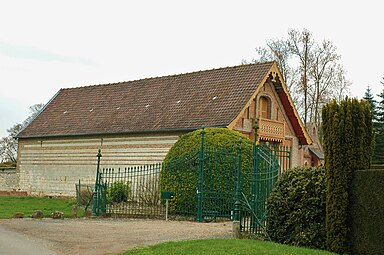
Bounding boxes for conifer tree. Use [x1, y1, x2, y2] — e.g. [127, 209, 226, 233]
[322, 98, 373, 254]
[363, 86, 377, 120]
[374, 79, 384, 164]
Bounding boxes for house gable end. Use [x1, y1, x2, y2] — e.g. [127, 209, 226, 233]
[228, 63, 312, 145]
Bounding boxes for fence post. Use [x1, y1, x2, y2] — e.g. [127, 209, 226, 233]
[252, 119, 259, 215]
[233, 139, 242, 238]
[234, 138, 242, 221]
[197, 127, 205, 222]
[92, 149, 102, 216]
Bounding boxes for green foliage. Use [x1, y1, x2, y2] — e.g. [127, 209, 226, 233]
[164, 128, 252, 160]
[0, 162, 16, 168]
[267, 166, 326, 250]
[0, 196, 75, 218]
[322, 98, 374, 254]
[123, 239, 337, 255]
[350, 169, 384, 255]
[160, 128, 253, 216]
[107, 181, 131, 203]
[373, 82, 384, 164]
[363, 86, 377, 118]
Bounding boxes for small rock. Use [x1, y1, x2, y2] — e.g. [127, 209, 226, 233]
[13, 212, 24, 218]
[32, 210, 44, 219]
[51, 211, 64, 219]
[83, 211, 92, 217]
[71, 205, 78, 218]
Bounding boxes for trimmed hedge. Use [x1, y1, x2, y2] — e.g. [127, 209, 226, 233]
[350, 169, 384, 255]
[164, 128, 252, 160]
[267, 166, 326, 250]
[160, 128, 253, 216]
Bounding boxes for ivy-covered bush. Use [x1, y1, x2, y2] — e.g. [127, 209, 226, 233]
[107, 181, 131, 203]
[267, 166, 326, 250]
[160, 128, 253, 216]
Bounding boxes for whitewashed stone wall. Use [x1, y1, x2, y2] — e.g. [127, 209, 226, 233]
[0, 168, 19, 191]
[17, 133, 181, 196]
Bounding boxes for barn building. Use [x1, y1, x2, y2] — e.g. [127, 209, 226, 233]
[16, 61, 312, 196]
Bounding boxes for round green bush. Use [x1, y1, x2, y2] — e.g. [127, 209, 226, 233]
[107, 181, 131, 203]
[164, 128, 253, 160]
[160, 128, 253, 216]
[266, 166, 326, 250]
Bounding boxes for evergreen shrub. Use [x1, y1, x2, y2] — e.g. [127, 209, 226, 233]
[266, 166, 326, 250]
[322, 98, 373, 254]
[350, 169, 384, 255]
[160, 128, 253, 216]
[107, 181, 131, 203]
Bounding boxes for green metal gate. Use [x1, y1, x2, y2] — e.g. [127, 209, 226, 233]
[237, 143, 279, 236]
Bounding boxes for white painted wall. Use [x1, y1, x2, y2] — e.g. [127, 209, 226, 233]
[17, 133, 180, 196]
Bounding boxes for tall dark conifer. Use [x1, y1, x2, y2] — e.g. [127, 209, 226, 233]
[363, 86, 377, 119]
[322, 98, 373, 254]
[374, 80, 384, 164]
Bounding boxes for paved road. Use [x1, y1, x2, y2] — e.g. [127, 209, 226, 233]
[0, 218, 232, 255]
[0, 223, 56, 255]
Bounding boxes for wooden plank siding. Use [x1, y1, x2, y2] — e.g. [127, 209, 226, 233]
[17, 133, 181, 196]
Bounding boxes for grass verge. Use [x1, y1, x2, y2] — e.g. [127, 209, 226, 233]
[0, 196, 76, 218]
[122, 239, 336, 255]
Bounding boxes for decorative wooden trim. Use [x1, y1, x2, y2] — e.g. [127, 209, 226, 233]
[228, 62, 312, 145]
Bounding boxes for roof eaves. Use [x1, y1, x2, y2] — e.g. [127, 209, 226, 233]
[270, 63, 312, 145]
[16, 125, 228, 139]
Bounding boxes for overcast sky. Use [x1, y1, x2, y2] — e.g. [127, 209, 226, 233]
[1, 0, 383, 138]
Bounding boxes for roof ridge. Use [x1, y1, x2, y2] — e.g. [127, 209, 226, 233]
[61, 61, 275, 90]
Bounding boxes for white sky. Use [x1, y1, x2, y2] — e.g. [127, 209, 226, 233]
[0, 0, 383, 137]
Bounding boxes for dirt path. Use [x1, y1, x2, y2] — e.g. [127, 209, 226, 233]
[0, 218, 232, 255]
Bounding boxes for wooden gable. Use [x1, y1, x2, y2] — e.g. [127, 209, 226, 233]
[228, 63, 312, 146]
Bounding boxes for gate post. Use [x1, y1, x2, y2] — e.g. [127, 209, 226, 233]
[92, 149, 102, 216]
[233, 139, 242, 238]
[252, 119, 259, 212]
[233, 138, 242, 222]
[197, 127, 205, 222]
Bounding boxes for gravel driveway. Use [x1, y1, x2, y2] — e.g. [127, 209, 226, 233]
[0, 218, 232, 255]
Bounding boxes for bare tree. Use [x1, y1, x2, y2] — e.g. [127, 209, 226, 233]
[0, 104, 44, 163]
[251, 28, 351, 128]
[0, 124, 23, 163]
[287, 29, 314, 125]
[255, 39, 296, 92]
[310, 40, 340, 127]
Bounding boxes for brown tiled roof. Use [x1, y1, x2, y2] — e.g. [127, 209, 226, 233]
[17, 62, 274, 138]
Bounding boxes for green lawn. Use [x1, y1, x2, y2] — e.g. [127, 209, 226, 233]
[0, 196, 76, 218]
[122, 239, 336, 255]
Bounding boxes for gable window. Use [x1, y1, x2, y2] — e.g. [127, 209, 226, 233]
[259, 96, 271, 119]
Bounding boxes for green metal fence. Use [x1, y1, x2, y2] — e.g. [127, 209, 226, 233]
[93, 162, 163, 218]
[92, 126, 290, 236]
[75, 180, 94, 212]
[160, 144, 240, 221]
